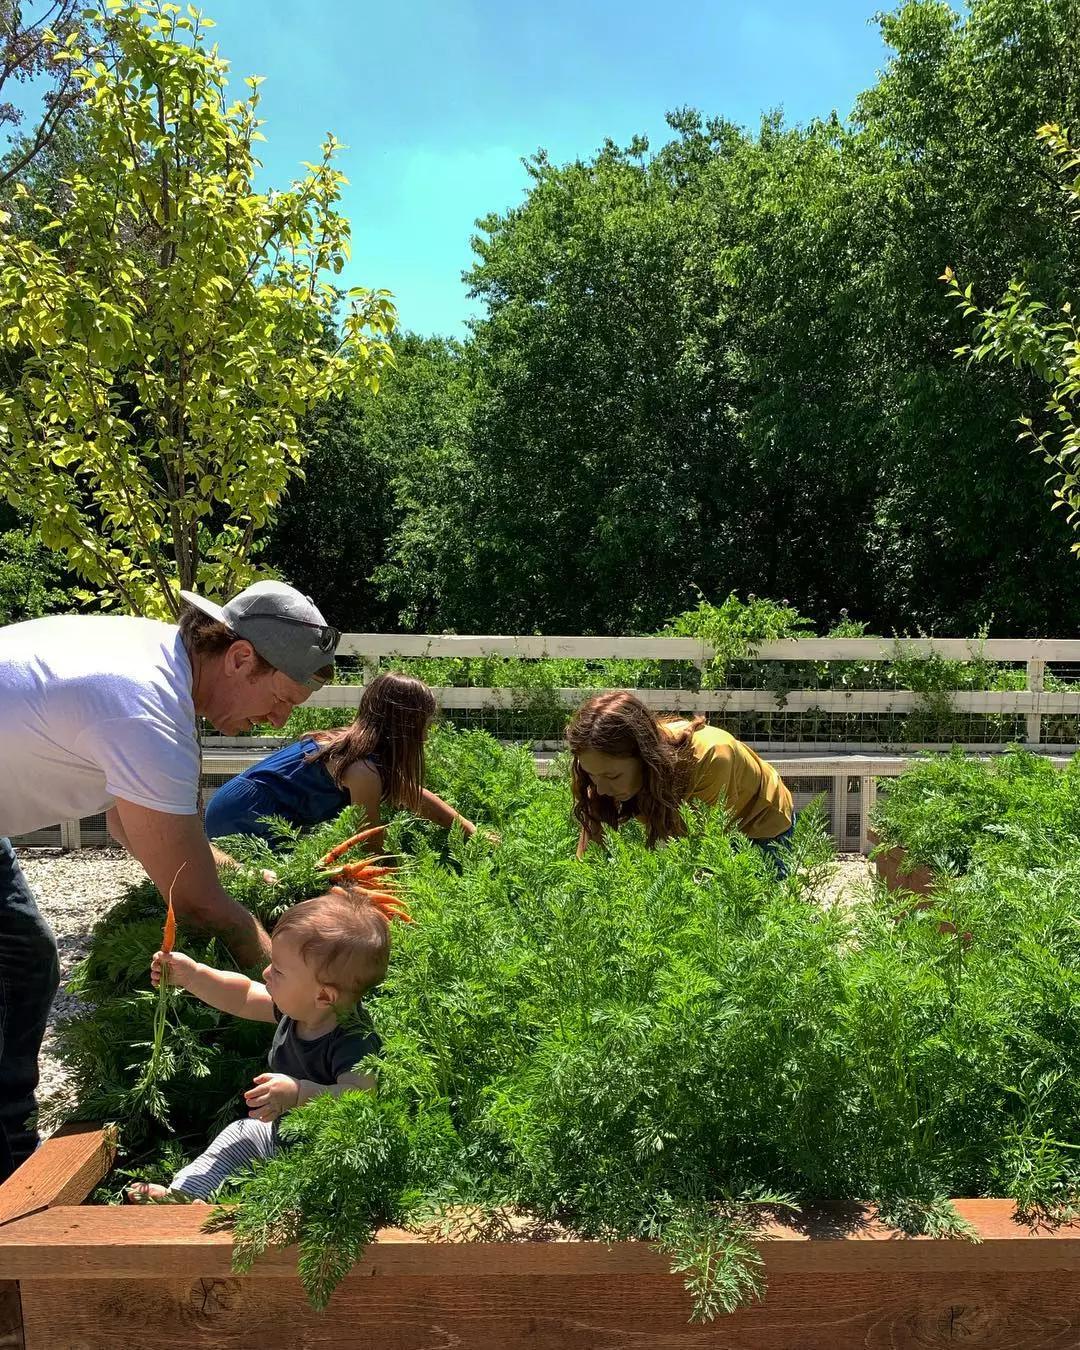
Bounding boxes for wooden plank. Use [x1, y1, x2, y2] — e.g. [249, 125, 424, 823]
[58, 819, 81, 851]
[200, 739, 1074, 764]
[201, 749, 1074, 788]
[0, 1283, 22, 1350]
[1028, 658, 1046, 746]
[301, 684, 1080, 716]
[0, 1125, 115, 1228]
[336, 633, 1080, 663]
[859, 776, 876, 855]
[3, 1201, 1080, 1281]
[17, 1269, 1080, 1350]
[831, 773, 849, 847]
[337, 634, 707, 660]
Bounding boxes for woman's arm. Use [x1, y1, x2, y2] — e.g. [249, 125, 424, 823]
[416, 789, 477, 836]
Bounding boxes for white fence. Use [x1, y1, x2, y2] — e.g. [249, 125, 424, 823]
[321, 634, 1080, 750]
[17, 635, 1080, 855]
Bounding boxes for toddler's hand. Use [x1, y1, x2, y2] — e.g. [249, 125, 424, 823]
[245, 1072, 299, 1122]
[151, 950, 198, 989]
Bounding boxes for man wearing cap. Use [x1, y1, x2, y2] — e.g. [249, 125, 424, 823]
[0, 580, 339, 1181]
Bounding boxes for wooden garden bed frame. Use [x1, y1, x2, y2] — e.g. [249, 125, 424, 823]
[1, 1126, 1080, 1347]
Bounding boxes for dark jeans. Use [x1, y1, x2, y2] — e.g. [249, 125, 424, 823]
[0, 837, 60, 1182]
[750, 813, 797, 880]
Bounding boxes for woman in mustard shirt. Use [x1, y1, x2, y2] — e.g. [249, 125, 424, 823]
[567, 691, 795, 873]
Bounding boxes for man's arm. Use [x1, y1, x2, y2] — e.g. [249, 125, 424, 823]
[105, 806, 129, 849]
[113, 798, 271, 967]
[111, 804, 239, 864]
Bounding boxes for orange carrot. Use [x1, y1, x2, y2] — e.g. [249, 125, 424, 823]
[162, 861, 186, 955]
[369, 894, 413, 924]
[351, 864, 397, 881]
[330, 862, 398, 885]
[316, 827, 384, 870]
[344, 885, 403, 903]
[327, 880, 413, 924]
[162, 899, 176, 956]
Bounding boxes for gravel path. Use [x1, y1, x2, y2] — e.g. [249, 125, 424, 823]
[15, 846, 875, 1124]
[17, 848, 144, 1116]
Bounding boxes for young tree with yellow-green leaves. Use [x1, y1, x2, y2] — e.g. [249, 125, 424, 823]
[0, 1, 394, 618]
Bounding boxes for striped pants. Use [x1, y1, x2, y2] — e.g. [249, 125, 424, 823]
[171, 1118, 277, 1200]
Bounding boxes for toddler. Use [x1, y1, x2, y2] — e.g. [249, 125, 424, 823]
[127, 885, 390, 1202]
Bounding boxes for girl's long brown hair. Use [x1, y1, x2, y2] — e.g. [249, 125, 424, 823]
[307, 673, 436, 811]
[567, 692, 703, 848]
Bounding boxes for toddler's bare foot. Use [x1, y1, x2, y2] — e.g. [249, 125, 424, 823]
[125, 1182, 199, 1204]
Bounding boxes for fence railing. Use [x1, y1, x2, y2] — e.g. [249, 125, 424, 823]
[310, 634, 1080, 751]
[16, 635, 1080, 856]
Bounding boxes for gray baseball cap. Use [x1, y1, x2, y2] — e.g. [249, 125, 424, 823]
[179, 580, 339, 690]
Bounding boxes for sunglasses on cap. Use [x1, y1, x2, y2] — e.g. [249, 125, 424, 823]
[273, 615, 342, 654]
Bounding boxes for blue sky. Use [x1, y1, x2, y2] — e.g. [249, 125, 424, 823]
[197, 0, 893, 336]
[19, 1, 895, 336]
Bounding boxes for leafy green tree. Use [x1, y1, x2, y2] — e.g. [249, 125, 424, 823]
[375, 0, 1080, 637]
[0, 525, 67, 622]
[459, 125, 750, 633]
[944, 122, 1080, 554]
[0, 0, 92, 187]
[0, 0, 394, 617]
[266, 333, 478, 632]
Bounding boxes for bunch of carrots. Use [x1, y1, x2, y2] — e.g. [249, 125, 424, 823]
[315, 827, 413, 924]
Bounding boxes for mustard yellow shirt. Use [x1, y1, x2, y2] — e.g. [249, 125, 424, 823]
[662, 721, 793, 840]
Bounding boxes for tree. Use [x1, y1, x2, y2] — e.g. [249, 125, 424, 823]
[414, 0, 1080, 636]
[0, 0, 394, 617]
[0, 1, 93, 187]
[0, 525, 66, 622]
[264, 333, 478, 633]
[944, 122, 1080, 552]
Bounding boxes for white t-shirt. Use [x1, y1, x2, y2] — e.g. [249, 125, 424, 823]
[0, 615, 200, 837]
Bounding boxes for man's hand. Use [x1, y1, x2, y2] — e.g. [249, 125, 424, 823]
[113, 799, 271, 967]
[245, 1072, 300, 1121]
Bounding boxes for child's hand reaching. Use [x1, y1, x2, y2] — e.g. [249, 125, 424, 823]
[151, 949, 198, 990]
[245, 1072, 300, 1121]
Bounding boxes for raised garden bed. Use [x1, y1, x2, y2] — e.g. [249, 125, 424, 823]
[2, 1127, 1080, 1349]
[867, 830, 935, 897]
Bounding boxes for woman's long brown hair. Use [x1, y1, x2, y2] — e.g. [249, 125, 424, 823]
[307, 673, 436, 811]
[566, 691, 703, 847]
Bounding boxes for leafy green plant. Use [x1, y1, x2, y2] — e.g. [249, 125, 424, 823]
[944, 122, 1080, 555]
[870, 746, 1080, 873]
[56, 732, 1080, 1319]
[662, 590, 813, 686]
[0, 527, 69, 624]
[0, 0, 394, 616]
